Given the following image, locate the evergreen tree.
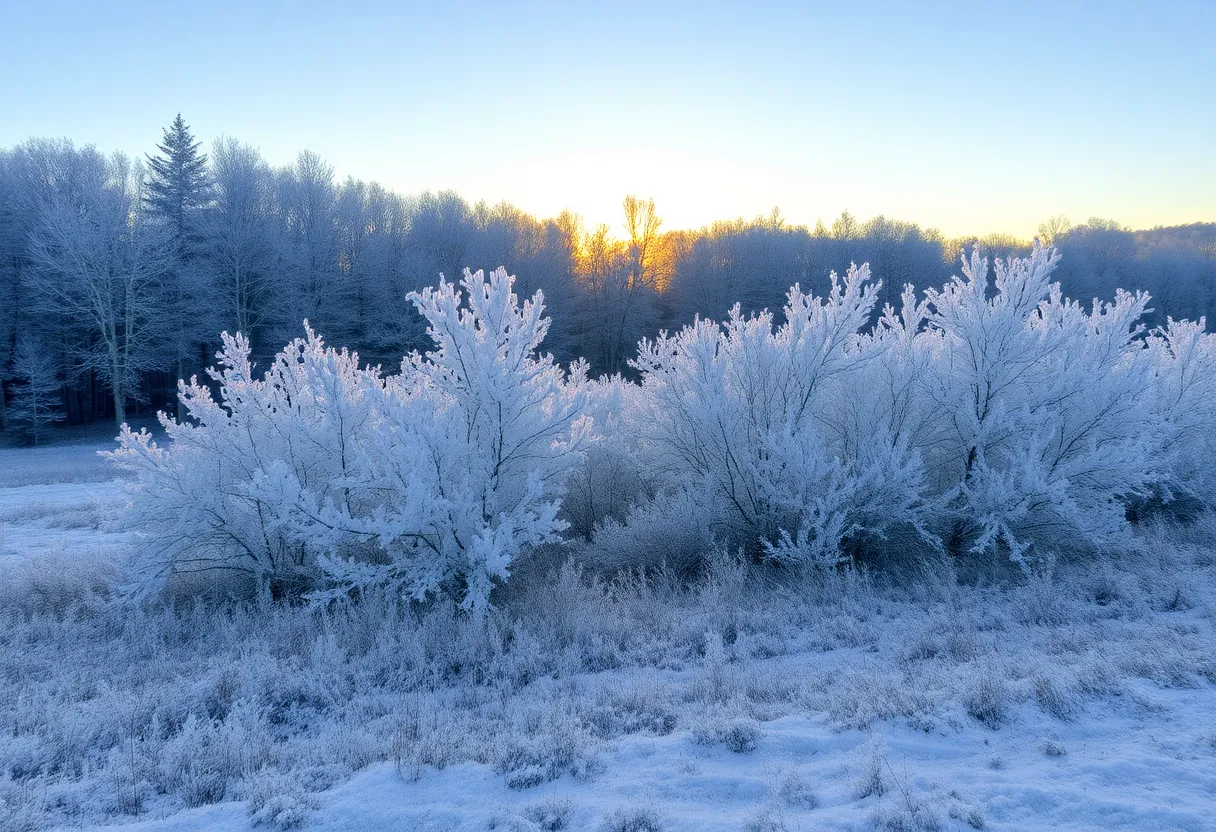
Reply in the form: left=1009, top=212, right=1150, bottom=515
left=146, top=114, right=212, bottom=413
left=145, top=114, right=209, bottom=244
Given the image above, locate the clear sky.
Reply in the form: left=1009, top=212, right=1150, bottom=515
left=2, top=0, right=1212, bottom=238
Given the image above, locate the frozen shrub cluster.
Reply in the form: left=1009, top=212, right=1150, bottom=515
left=108, top=267, right=592, bottom=609
left=107, top=244, right=1216, bottom=598
left=964, top=664, right=1012, bottom=728
left=853, top=737, right=889, bottom=799
left=492, top=696, right=603, bottom=789
left=742, top=808, right=792, bottom=832
left=584, top=488, right=715, bottom=577
left=774, top=768, right=819, bottom=809
left=1039, top=738, right=1068, bottom=757
left=623, top=242, right=1216, bottom=569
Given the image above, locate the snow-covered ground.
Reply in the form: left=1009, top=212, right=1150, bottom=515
left=113, top=688, right=1216, bottom=832
left=0, top=440, right=130, bottom=565
left=2, top=440, right=1216, bottom=831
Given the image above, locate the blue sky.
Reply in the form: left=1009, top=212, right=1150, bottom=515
left=3, top=0, right=1212, bottom=236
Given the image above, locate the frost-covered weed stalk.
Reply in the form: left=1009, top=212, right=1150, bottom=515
left=108, top=267, right=591, bottom=609
left=626, top=242, right=1216, bottom=567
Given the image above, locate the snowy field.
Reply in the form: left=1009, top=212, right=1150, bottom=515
left=112, top=689, right=1216, bottom=832
left=0, top=440, right=130, bottom=564
left=3, top=441, right=1216, bottom=831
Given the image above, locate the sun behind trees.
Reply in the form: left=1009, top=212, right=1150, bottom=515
left=4, top=117, right=1214, bottom=435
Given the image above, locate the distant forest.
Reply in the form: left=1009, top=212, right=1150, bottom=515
left=1, top=115, right=1214, bottom=433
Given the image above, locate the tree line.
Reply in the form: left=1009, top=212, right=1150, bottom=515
left=1, top=115, right=1213, bottom=440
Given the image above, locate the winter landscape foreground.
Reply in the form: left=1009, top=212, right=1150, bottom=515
left=3, top=440, right=1216, bottom=830
left=4, top=247, right=1216, bottom=830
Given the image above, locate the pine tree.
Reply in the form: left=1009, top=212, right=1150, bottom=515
left=145, top=114, right=209, bottom=244
left=146, top=114, right=212, bottom=414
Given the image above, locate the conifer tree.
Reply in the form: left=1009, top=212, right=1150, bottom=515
left=145, top=114, right=209, bottom=245
left=146, top=114, right=212, bottom=411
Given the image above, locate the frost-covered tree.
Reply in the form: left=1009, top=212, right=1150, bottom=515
left=666, top=215, right=816, bottom=326
left=377, top=267, right=593, bottom=604
left=108, top=267, right=591, bottom=609
left=109, top=328, right=385, bottom=596
left=26, top=153, right=172, bottom=425
left=577, top=197, right=665, bottom=375
left=202, top=137, right=276, bottom=344
left=0, top=150, right=20, bottom=431
left=6, top=337, right=64, bottom=444
left=269, top=151, right=344, bottom=346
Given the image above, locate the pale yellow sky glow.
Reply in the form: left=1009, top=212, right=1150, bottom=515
left=354, top=142, right=1215, bottom=242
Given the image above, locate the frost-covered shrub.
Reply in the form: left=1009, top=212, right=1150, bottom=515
left=720, top=718, right=762, bottom=753
left=585, top=488, right=716, bottom=577
left=853, top=737, right=888, bottom=799
left=155, top=712, right=245, bottom=807
left=921, top=243, right=1157, bottom=563
left=493, top=702, right=601, bottom=788
left=524, top=797, right=574, bottom=831
left=1039, top=738, right=1067, bottom=757
left=587, top=680, right=678, bottom=738
left=775, top=769, right=819, bottom=809
left=1143, top=318, right=1216, bottom=513
left=108, top=267, right=591, bottom=609
left=0, top=548, right=118, bottom=615
left=964, top=664, right=1012, bottom=728
left=631, top=265, right=927, bottom=566
left=689, top=704, right=761, bottom=752
left=247, top=771, right=319, bottom=829
left=743, top=808, right=791, bottom=832
left=1032, top=668, right=1080, bottom=720
left=560, top=376, right=654, bottom=539
left=947, top=793, right=986, bottom=830
left=0, top=780, right=44, bottom=832
left=873, top=795, right=944, bottom=832
left=601, top=806, right=665, bottom=832
left=622, top=240, right=1216, bottom=573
